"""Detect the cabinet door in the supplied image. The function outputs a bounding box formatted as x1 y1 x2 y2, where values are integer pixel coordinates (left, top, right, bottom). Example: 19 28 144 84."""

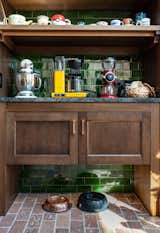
7 112 78 165
80 111 150 164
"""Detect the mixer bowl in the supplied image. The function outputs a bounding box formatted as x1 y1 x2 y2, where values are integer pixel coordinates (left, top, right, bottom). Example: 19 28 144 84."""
16 72 35 92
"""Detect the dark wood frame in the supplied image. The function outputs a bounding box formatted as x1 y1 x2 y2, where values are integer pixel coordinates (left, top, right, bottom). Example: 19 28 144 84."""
0 0 159 218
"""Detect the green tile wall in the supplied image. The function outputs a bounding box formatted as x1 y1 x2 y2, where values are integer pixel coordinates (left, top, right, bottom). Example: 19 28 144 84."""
10 56 142 97
19 165 134 193
16 10 134 24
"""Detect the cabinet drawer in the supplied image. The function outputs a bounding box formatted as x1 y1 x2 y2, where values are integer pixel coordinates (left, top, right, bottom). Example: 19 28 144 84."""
7 112 78 165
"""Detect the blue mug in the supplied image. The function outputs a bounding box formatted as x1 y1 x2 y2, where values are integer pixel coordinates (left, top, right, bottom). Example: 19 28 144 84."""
111 19 123 26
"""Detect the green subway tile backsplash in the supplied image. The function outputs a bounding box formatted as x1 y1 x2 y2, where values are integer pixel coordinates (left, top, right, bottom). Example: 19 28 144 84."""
10 56 142 97
16 10 133 24
19 165 134 193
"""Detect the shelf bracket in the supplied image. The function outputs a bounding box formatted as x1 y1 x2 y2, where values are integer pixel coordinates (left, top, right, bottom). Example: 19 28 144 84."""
0 33 15 52
154 31 160 44
146 31 160 51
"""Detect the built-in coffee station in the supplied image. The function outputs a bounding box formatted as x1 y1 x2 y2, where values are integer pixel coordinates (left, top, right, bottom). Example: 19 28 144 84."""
0 0 160 225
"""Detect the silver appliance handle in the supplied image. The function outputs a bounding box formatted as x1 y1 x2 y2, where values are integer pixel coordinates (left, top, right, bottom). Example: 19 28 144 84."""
34 74 42 90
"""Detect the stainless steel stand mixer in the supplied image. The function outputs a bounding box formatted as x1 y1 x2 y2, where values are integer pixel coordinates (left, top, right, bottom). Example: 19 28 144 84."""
16 59 41 98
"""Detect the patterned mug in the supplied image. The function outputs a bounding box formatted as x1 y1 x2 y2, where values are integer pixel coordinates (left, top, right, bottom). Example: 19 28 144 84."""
123 18 133 26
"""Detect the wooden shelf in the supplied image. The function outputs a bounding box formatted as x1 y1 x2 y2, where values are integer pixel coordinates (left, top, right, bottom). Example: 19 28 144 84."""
6 0 150 11
0 25 159 56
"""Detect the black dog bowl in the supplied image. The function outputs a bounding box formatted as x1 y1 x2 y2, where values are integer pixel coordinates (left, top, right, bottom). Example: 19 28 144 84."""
77 192 109 213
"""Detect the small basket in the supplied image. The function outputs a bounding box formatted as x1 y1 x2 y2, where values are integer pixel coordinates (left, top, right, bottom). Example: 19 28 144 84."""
126 83 155 98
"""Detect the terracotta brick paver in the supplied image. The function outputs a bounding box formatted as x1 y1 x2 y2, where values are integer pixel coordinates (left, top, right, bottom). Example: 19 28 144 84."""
0 229 10 233
85 215 98 228
32 204 44 214
24 228 39 233
56 213 70 228
39 220 55 233
15 193 26 202
44 213 56 221
0 193 159 233
71 220 84 233
86 229 100 233
27 215 42 228
71 208 83 220
9 221 27 233
56 229 69 233
8 203 22 214
0 214 16 227
16 208 32 221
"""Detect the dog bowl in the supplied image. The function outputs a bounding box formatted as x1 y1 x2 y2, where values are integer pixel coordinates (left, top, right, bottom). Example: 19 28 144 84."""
77 192 109 213
42 195 72 213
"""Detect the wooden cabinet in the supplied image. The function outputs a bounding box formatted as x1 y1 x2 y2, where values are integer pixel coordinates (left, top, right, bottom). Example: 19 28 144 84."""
79 105 152 165
6 103 153 165
7 112 78 164
82 111 150 164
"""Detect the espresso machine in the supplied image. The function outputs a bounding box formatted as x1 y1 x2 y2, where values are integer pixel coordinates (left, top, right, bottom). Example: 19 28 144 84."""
101 57 117 98
16 59 41 98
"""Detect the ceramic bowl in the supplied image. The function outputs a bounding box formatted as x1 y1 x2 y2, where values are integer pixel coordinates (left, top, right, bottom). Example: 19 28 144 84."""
77 192 109 212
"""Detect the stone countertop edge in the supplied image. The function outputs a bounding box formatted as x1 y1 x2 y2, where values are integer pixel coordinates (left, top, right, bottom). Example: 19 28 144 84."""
0 97 160 103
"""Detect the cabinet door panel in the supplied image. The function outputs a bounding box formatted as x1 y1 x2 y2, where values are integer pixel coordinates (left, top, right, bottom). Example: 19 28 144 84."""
88 121 141 155
7 112 78 165
16 121 70 155
85 112 150 164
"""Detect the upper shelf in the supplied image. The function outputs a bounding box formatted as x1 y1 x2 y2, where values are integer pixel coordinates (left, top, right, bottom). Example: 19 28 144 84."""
0 25 159 56
6 0 150 11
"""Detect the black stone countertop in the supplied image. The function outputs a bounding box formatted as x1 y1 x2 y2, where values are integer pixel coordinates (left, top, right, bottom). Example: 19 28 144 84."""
0 97 160 103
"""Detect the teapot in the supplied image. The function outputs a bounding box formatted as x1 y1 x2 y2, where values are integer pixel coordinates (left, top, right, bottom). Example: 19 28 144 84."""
51 14 71 25
126 81 155 98
7 14 32 25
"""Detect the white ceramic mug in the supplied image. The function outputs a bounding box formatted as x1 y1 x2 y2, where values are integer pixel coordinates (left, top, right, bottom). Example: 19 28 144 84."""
51 18 71 25
111 19 124 26
37 15 50 25
96 21 108 26
7 14 32 25
136 17 151 26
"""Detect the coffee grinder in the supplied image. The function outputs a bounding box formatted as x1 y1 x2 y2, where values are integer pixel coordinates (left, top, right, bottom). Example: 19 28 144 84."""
101 57 117 98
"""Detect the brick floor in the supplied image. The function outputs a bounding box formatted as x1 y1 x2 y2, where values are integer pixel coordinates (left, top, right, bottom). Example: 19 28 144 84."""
0 193 159 233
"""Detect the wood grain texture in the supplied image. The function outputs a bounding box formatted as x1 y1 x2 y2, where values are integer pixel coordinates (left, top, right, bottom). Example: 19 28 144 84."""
6 102 154 113
7 112 78 165
0 25 159 55
15 46 140 56
0 103 6 215
0 104 19 216
84 111 151 165
135 104 160 216
6 0 150 11
5 165 20 214
0 43 12 97
149 1 160 25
